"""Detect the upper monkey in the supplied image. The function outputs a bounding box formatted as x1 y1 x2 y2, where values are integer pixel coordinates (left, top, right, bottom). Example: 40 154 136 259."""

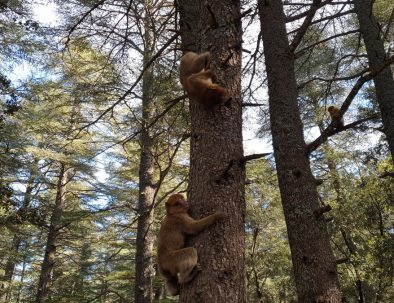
327 105 344 129
179 52 230 108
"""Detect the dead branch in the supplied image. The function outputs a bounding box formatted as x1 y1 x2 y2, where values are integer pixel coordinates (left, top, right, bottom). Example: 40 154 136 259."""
240 153 271 163
313 204 332 217
335 256 349 264
242 102 265 107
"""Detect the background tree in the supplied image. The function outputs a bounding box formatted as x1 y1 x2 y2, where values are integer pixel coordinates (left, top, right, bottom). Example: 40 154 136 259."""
258 0 342 301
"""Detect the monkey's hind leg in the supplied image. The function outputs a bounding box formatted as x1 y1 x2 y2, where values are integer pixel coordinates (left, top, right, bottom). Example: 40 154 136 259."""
206 83 231 106
165 274 180 296
171 247 200 284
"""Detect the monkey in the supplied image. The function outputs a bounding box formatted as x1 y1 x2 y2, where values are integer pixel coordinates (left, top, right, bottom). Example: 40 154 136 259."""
327 105 344 129
179 51 230 108
157 193 224 296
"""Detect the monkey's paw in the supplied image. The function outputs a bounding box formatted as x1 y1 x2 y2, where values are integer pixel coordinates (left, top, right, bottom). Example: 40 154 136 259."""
195 263 202 272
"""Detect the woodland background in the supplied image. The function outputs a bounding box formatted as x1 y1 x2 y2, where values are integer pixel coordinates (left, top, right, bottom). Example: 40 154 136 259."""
0 0 393 302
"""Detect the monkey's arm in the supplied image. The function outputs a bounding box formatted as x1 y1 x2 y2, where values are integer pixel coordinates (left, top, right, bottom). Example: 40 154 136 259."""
179 212 224 235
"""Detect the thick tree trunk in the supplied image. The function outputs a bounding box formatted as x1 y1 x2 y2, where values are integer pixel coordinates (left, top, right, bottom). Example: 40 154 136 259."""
35 163 70 303
134 2 156 301
354 0 394 163
178 1 245 302
258 1 342 302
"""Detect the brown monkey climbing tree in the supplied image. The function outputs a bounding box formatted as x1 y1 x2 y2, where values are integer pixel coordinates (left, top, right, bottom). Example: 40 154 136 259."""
258 0 342 302
177 0 246 302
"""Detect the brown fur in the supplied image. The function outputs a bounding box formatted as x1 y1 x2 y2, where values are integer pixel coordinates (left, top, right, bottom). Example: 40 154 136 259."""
328 105 344 129
157 194 224 295
179 52 230 108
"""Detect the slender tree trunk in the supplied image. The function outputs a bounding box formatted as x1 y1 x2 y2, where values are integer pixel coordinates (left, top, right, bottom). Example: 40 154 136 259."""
0 164 36 302
35 163 70 303
178 1 245 302
16 244 28 303
354 0 394 163
258 1 341 302
134 1 156 302
0 237 21 302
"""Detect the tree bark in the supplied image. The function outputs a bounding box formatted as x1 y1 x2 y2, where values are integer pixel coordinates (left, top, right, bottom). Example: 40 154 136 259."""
35 163 70 303
354 0 394 163
134 1 156 302
178 1 246 302
257 1 342 302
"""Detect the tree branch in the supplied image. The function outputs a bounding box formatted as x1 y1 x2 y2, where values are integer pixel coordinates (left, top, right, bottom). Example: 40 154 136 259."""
295 29 359 58
290 1 331 52
77 32 180 133
240 153 271 163
64 0 107 49
306 114 379 154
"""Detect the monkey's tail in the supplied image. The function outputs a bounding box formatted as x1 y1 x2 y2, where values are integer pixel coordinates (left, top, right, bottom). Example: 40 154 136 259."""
160 269 180 296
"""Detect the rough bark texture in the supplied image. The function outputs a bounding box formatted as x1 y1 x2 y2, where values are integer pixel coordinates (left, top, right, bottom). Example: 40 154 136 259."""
134 2 156 301
178 1 245 302
258 1 342 302
36 163 70 303
354 0 394 162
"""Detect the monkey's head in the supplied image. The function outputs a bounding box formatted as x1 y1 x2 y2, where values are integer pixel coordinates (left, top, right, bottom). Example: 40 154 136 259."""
327 105 338 113
165 194 188 214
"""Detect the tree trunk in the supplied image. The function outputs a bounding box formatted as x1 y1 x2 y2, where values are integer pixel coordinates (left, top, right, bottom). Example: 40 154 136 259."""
178 1 245 302
257 1 342 302
0 163 36 302
0 236 21 302
134 1 156 302
354 0 394 163
35 163 70 303
16 257 27 303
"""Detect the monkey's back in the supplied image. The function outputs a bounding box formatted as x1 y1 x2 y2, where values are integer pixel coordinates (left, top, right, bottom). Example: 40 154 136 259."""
179 52 198 88
157 215 186 257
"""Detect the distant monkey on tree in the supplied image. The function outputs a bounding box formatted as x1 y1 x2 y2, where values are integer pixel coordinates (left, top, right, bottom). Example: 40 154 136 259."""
179 51 230 108
328 105 344 129
157 193 224 295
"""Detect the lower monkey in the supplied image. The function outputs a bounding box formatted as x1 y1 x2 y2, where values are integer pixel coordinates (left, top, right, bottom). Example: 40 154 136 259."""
157 193 224 295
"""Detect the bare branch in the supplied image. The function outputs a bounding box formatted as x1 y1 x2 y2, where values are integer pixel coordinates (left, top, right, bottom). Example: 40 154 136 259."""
64 0 106 49
242 102 265 107
295 29 359 58
286 0 332 23
240 153 271 163
335 257 349 265
313 204 332 217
